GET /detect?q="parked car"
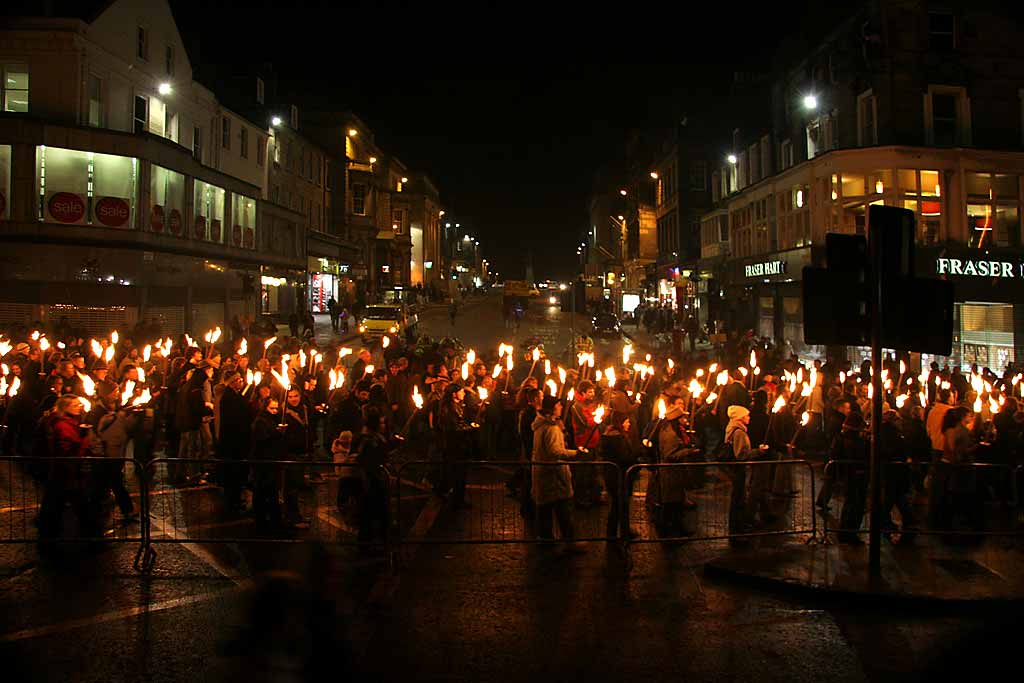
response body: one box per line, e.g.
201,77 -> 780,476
591,312 -> 622,338
358,304 -> 419,343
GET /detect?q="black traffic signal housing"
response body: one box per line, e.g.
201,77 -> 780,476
803,206 -> 953,355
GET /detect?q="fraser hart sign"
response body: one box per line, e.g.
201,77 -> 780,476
935,257 -> 1021,278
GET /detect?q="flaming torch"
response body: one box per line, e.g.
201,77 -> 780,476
111,331 -> 119,345
492,364 -> 502,380
528,347 -> 541,378
503,354 -> 514,392
238,338 -> 248,357
789,411 -> 811,447
545,378 -> 558,397
262,336 -> 277,359
398,385 -> 425,439
642,398 -> 668,449
91,339 -> 103,358
558,366 -> 568,397
582,404 -> 606,449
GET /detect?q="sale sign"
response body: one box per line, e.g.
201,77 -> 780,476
210,219 -> 222,243
94,196 -> 131,228
45,192 -> 87,225
169,208 -> 182,235
232,223 -> 242,246
151,204 -> 165,232
194,215 -> 207,240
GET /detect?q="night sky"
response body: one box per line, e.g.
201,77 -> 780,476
171,0 -> 853,281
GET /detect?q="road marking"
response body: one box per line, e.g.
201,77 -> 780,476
0,484 -> 215,515
0,583 -> 250,643
147,512 -> 247,585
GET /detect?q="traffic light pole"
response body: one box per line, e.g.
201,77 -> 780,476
868,224 -> 884,580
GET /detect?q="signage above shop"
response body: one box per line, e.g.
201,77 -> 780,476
935,257 -> 1021,279
744,260 -> 786,278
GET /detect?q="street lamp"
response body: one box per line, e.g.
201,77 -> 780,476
619,189 -> 627,196
348,128 -> 358,137
649,171 -> 658,179
158,82 -> 172,96
369,156 -> 377,164
727,154 -> 738,164
802,94 -> 818,110
271,116 -> 282,127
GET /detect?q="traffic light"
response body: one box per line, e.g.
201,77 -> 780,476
803,206 -> 953,354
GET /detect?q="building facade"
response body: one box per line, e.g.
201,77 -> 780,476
0,0 -> 298,334
702,0 -> 1024,370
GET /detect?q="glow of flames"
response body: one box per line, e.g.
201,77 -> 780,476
383,336 -> 390,348
111,331 -> 119,345
91,339 -> 103,358
657,398 -> 667,420
586,353 -> 595,368
80,373 -> 96,397
365,364 -> 375,376
567,388 -> 575,402
121,380 -> 135,407
709,363 -> 718,374
668,358 -> 674,370
0,340 -> 10,357
412,385 -> 423,409
801,382 -> 812,397
593,404 -> 606,424
264,336 -> 277,350
750,350 -> 757,367
131,388 -> 152,407
532,347 -> 541,362
716,370 -> 729,386
689,379 -> 703,397
39,337 -> 50,352
7,376 -> 20,398
867,384 -> 874,399
920,392 -> 927,408
246,369 -> 255,386
706,392 -> 718,404
895,394 -> 908,409
546,379 -> 558,397
185,334 -> 195,348
466,349 -> 476,366
104,346 -> 115,363
990,397 -> 1000,414
137,367 -> 146,384
492,364 -> 502,379
506,355 -> 513,371
272,370 -> 290,391
143,344 -> 152,362
477,386 -> 489,402
595,369 -> 603,382
622,344 -> 633,365
973,396 -> 983,413
839,371 -> 846,384
696,368 -> 704,378
299,350 -> 307,370
30,330 -> 40,341
605,368 -> 616,388
899,359 -> 906,375
577,352 -> 586,367
772,396 -> 787,414
339,347 -> 353,359
461,361 -> 470,381
253,371 -> 262,386
238,339 -> 247,356
79,397 -> 91,413
558,367 -> 567,385
801,411 -> 810,426
544,359 -> 551,376
739,367 -> 748,377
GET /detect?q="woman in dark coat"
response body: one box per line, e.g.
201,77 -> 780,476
250,397 -> 286,529
439,383 -> 474,507
217,371 -> 252,512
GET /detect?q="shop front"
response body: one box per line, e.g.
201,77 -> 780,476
260,267 -> 302,318
728,246 -> 824,360
307,256 -> 353,313
916,247 -> 1024,372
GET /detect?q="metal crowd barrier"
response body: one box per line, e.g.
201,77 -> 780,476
623,459 -> 818,545
820,459 -> 1022,540
0,455 -> 147,567
394,460 -> 624,545
139,457 -> 392,570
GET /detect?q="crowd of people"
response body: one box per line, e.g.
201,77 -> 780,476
2,317 -> 1022,556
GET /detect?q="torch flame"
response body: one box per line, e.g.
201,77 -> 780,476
461,361 -> 470,381
772,396 -> 787,414
339,347 -> 353,359
8,376 -> 21,398
696,368 -> 704,378
689,379 -> 703,397
896,394 -> 908,409
544,359 -> 551,376
801,411 -> 810,426
111,331 -> 119,345
990,397 -> 1000,414
657,398 -> 667,420
477,386 -> 489,402
593,404 -> 606,424
492,364 -> 502,379
577,353 -> 586,367
412,385 -> 423,409
383,336 -> 390,349
739,367 -> 748,377
271,370 -> 290,391
622,344 -> 633,365
30,330 -> 40,341
716,370 -> 729,386
532,347 -> 540,362
668,358 -> 675,370
39,337 -> 50,352
605,367 -> 616,388
506,355 -> 513,371
558,367 -> 567,385
131,388 -> 152,407
238,339 -> 247,356
365,364 -> 375,376
973,396 -> 982,413
919,392 -> 927,408
80,373 -> 96,397
137,367 -> 146,384
586,353 -> 595,368
709,363 -> 718,374
264,337 -> 277,350
839,371 -> 846,385
79,397 -> 91,413
253,371 -> 262,386
121,380 -> 135,407
899,359 -> 906,375
706,392 -> 717,404
143,344 -> 152,362
466,349 -> 476,366
546,379 -> 558,397
91,339 -> 103,358
247,369 -> 255,385
104,346 -> 115,363
750,350 -> 757,367
567,388 -> 575,402
801,382 -> 812,397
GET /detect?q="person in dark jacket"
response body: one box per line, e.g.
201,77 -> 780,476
508,387 -> 542,515
600,411 -> 638,538
439,383 -> 475,507
836,412 -> 869,543
37,395 -> 101,544
250,397 -> 287,529
880,409 -> 915,542
355,405 -> 391,550
217,371 -> 252,512
174,363 -> 214,485
282,387 -> 312,528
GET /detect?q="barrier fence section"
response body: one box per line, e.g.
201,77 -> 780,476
141,457 -> 391,565
394,460 -> 624,544
821,459 -> 1023,540
624,460 -> 818,545
0,455 -> 147,565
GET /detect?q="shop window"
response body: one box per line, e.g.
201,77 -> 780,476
150,164 -> 185,236
806,119 -> 821,159
194,180 -> 226,243
36,146 -> 137,229
231,192 -> 257,249
1,63 -> 28,112
959,303 -> 1013,372
0,145 -> 10,220
966,172 -> 1020,248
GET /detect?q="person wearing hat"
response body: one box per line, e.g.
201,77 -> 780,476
724,404 -> 768,535
651,396 -> 699,536
92,359 -> 118,402
531,394 -> 586,553
174,362 -> 215,485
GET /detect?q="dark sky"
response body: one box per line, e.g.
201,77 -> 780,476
171,0 -> 852,281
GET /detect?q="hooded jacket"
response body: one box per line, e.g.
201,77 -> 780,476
725,416 -> 753,461
530,413 -> 578,506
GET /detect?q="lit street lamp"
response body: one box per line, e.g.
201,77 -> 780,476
803,94 -> 818,110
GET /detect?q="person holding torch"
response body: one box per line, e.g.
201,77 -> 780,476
531,394 -> 586,554
568,380 -> 602,508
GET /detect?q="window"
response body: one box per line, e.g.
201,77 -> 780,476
895,168 -> 943,245
192,126 -> 201,160
760,136 -> 771,179
858,90 -> 877,146
690,161 -> 706,191
780,139 -> 793,170
272,139 -> 280,165
231,193 -> 257,249
133,95 -> 147,134
3,65 -> 29,112
926,86 -> 970,147
221,117 -> 231,149
87,75 -> 103,127
966,172 -> 1020,248
256,77 -> 265,104
257,137 -> 265,167
392,208 -> 404,233
806,119 -> 821,159
150,165 -> 185,236
240,127 -> 248,159
0,145 -> 11,220
748,144 -> 760,185
928,10 -> 956,51
193,180 -> 226,242
36,146 -> 138,228
165,45 -> 174,76
352,183 -> 366,215
290,104 -> 299,129
137,27 -> 148,61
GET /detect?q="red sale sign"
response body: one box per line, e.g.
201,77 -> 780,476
169,209 -> 182,235
94,196 -> 131,228
151,204 -> 165,232
45,192 -> 87,224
